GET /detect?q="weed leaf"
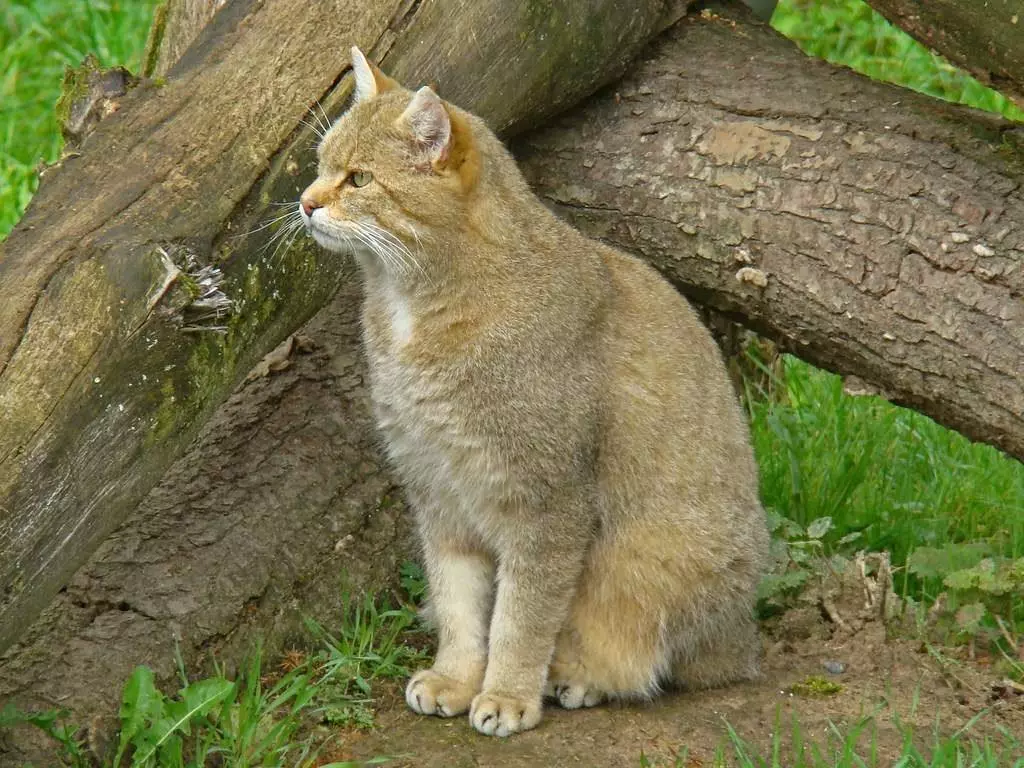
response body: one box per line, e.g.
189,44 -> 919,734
131,677 -> 234,765
806,516 -> 833,540
114,666 -> 164,767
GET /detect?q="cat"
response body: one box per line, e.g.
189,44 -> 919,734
298,47 -> 769,737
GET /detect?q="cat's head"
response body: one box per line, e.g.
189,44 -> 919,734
299,48 -> 483,278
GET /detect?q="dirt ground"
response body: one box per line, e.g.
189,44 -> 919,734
324,573 -> 1024,766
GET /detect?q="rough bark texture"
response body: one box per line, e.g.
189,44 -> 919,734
864,0 -> 1024,108
0,276 -> 415,764
515,7 -> 1024,460
0,0 -> 687,657
144,0 -> 227,77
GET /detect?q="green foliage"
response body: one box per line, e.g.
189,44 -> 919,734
399,560 -> 427,604
908,544 -> 1024,656
305,590 -> 427,729
789,675 -> 843,698
749,355 -> 1024,628
771,0 -> 1024,123
0,0 -> 159,236
0,702 -> 91,767
757,510 -> 832,613
0,591 -> 419,767
112,666 -> 235,767
717,709 -> 1023,768
638,708 -> 1024,767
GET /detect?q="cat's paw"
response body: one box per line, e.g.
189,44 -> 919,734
405,669 -> 478,717
547,656 -> 606,709
469,691 -> 542,736
551,683 -> 605,710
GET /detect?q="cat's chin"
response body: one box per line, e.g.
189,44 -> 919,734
307,225 -> 349,255
308,224 -> 381,269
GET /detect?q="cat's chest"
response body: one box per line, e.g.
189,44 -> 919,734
368,351 -> 511,506
363,296 -> 513,506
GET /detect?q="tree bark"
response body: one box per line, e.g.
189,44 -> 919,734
0,0 -> 687,656
863,0 -> 1024,108
143,0 -> 228,77
515,6 -> 1024,460
0,279 -> 416,765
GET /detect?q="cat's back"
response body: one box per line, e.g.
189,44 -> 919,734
593,242 -> 762,517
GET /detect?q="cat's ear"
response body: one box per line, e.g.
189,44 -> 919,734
350,46 -> 397,102
400,86 -> 451,164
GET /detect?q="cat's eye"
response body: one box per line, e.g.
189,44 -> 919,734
349,170 -> 373,188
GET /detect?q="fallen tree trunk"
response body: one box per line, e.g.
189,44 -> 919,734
515,6 -> 1024,459
0,0 -> 688,656
520,6 -> 1024,460
863,0 -> 1024,108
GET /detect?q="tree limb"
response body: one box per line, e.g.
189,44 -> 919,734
515,4 -> 1024,460
863,0 -> 1024,108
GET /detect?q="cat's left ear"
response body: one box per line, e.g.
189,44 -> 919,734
399,86 -> 451,166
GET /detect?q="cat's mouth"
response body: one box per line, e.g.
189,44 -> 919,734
299,204 -> 347,255
300,208 -> 419,275
298,205 -> 424,277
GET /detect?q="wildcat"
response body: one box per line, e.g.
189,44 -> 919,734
298,48 -> 769,737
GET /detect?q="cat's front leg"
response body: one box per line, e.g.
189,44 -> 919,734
406,510 -> 494,718
470,502 -> 590,737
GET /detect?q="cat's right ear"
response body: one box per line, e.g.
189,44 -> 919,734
400,86 -> 452,166
350,46 -> 397,103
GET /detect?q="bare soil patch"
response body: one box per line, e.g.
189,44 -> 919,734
327,574 -> 1024,766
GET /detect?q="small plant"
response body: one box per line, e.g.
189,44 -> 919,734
399,560 -> 427,605
719,708 -> 1023,768
111,665 -> 234,767
790,675 -> 843,698
908,544 -> 1024,669
0,702 -> 91,768
0,590 -> 421,766
311,591 -> 424,686
757,511 -> 859,614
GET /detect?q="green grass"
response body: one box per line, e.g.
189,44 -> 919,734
747,355 -> 1024,641
748,356 -> 1024,566
0,591 -> 423,767
0,0 -> 157,236
771,0 -> 1024,123
718,710 -> 1024,768
640,708 -> 1024,767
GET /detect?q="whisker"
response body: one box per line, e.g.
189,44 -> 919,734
277,222 -> 307,266
351,227 -> 402,274
300,117 -> 325,140
260,216 -> 304,264
269,218 -> 307,266
357,226 -> 406,272
231,209 -> 302,240
313,98 -> 332,132
360,221 -> 427,279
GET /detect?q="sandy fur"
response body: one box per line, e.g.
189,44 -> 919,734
299,49 -> 769,737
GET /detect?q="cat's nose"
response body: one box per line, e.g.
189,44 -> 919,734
300,197 -> 322,217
